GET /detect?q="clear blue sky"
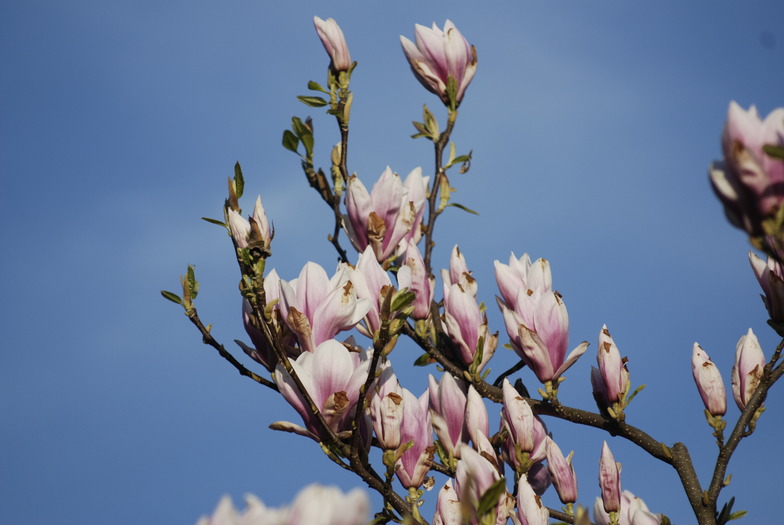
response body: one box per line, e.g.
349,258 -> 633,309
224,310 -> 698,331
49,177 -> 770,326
1,1 -> 783,523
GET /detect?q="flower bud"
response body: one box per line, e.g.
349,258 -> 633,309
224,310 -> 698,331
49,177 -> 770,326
749,251 -> 784,326
599,441 -> 621,514
691,343 -> 727,416
731,328 -> 766,410
546,436 -> 578,504
313,17 -> 351,71
597,325 -> 628,404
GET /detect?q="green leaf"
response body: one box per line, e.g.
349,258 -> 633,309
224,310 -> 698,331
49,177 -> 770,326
282,130 -> 299,153
233,162 -> 244,198
201,217 -> 227,228
476,478 -> 507,519
447,202 -> 479,215
297,95 -> 329,107
307,80 -> 328,93
160,290 -> 183,305
763,143 -> 784,160
301,132 -> 314,158
437,176 -> 452,212
186,264 -> 199,299
390,289 -> 416,312
291,116 -> 308,137
414,352 -> 435,366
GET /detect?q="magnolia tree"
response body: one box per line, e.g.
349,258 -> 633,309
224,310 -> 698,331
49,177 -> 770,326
163,16 -> 784,525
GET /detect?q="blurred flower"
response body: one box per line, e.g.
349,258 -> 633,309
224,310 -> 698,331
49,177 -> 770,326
400,20 -> 477,107
272,339 -> 371,441
196,484 -> 369,525
313,17 -> 351,71
278,262 -> 370,353
749,251 -> 784,325
593,490 -> 661,525
395,388 -> 435,489
344,167 -> 427,262
227,196 -> 272,250
599,441 -> 621,514
691,343 -> 727,417
546,436 -> 578,504
709,102 -> 784,240
731,328 -> 766,410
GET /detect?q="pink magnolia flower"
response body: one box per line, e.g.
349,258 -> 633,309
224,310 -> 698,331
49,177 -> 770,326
428,373 -> 467,457
350,246 -> 393,338
599,441 -> 622,514
370,365 -> 404,450
443,280 -> 497,372
691,343 -> 727,417
313,17 -> 351,72
397,242 -> 434,320
453,444 -> 509,525
227,196 -> 272,250
344,167 -> 428,262
749,251 -> 784,324
596,325 -> 629,405
494,253 -> 552,308
272,339 -> 371,441
465,385 -> 494,458
242,269 -> 285,370
731,328 -> 766,410
442,245 -> 477,298
709,102 -> 784,238
516,476 -> 550,525
278,262 -> 370,353
499,289 -> 588,384
400,20 -> 477,107
500,379 -> 547,473
395,388 -> 435,489
433,480 -> 461,525
546,436 -> 578,504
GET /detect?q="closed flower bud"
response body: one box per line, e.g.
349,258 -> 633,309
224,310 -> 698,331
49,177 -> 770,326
691,343 -> 727,416
313,17 -> 351,72
731,328 -> 766,410
599,441 -> 622,514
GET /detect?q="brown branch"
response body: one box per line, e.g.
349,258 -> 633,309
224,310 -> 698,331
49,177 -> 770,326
185,307 -> 278,391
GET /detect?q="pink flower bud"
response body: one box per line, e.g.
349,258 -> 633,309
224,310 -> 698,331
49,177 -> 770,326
433,480 -> 461,525
370,366 -> 404,450
494,253 -> 552,309
395,388 -> 435,489
443,280 -> 496,371
599,441 -> 622,514
731,328 -> 766,410
428,373 -> 467,456
397,242 -> 434,320
546,436 -> 578,504
400,20 -> 477,107
351,247 -> 392,337
313,17 -> 351,71
516,477 -> 550,525
691,343 -> 727,416
749,251 -> 784,324
453,445 -> 504,523
709,102 -> 784,239
597,325 -> 629,404
227,196 -> 272,250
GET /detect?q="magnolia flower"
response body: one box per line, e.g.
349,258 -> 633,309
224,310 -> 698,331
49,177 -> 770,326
242,269 -> 285,370
344,167 -> 428,262
546,436 -> 578,504
278,262 -> 370,353
599,441 -> 622,514
272,339 -> 371,441
397,242 -> 434,320
313,17 -> 351,71
428,373 -> 467,457
442,245 -> 478,298
465,385 -> 495,458
731,328 -> 766,410
350,246 -> 393,338
596,325 -> 630,405
749,251 -> 784,324
691,343 -> 727,417
500,379 -> 547,472
370,365 -> 404,450
593,490 -> 661,525
443,279 -> 497,372
433,480 -> 461,525
395,388 -> 435,489
195,485 -> 369,525
516,476 -> 550,525
709,102 -> 784,239
494,253 -> 552,308
400,20 -> 477,106
453,445 -> 509,525
227,196 -> 272,250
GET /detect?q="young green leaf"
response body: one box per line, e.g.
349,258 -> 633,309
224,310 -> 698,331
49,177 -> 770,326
447,202 -> 479,215
282,130 -> 299,153
297,95 -> 329,108
160,290 -> 183,305
763,143 -> 784,160
307,80 -> 328,93
201,217 -> 227,228
476,478 -> 507,519
233,162 -> 244,199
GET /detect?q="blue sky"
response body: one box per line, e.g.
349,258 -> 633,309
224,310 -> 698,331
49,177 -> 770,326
2,1 -> 783,523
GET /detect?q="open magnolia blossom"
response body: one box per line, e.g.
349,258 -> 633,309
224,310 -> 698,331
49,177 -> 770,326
164,14 -> 784,525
